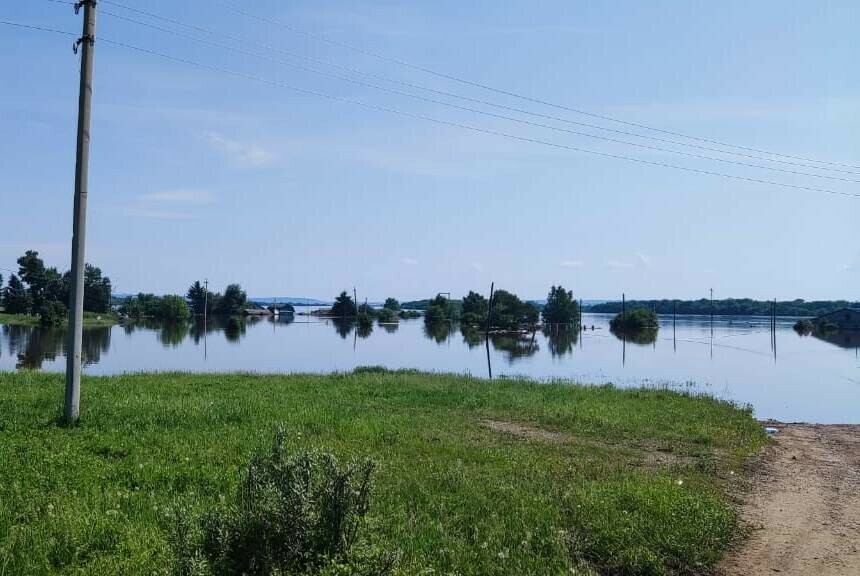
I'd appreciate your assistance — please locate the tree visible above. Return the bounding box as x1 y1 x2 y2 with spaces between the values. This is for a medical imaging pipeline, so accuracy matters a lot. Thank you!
156 295 191 322
610 308 658 331
3 275 32 314
542 285 579 324
215 284 247 316
460 291 488 326
38 301 67 327
83 264 112 313
424 294 453 324
186 281 208 315
331 291 357 317
490 290 539 330
383 297 400 311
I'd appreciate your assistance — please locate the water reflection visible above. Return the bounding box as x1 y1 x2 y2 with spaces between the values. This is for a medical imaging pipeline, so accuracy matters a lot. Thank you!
490 332 540 361
610 326 659 346
542 325 580 357
424 321 453 344
2 324 110 369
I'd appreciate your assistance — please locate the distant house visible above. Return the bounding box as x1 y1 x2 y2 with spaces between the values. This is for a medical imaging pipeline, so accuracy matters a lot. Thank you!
814 308 860 331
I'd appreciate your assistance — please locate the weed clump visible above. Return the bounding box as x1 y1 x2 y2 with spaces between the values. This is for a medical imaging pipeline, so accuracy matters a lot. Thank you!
172 428 396 576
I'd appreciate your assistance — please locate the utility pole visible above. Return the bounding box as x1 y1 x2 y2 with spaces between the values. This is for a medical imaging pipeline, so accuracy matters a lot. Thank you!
64 0 97 424
203 278 209 326
710 287 714 335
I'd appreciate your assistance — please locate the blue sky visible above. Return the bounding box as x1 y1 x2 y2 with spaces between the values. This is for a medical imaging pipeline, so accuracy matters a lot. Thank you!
1 0 858 301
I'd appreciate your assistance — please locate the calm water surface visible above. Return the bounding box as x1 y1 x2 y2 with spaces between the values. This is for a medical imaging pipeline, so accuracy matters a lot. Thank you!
1 313 858 423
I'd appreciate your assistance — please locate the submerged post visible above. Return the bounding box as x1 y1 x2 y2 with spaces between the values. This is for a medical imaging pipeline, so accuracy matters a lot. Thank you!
64 0 97 424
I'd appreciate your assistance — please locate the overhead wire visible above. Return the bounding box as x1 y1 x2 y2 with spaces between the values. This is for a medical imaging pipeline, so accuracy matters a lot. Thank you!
92 9 860 185
213 0 860 170
92 0 860 176
2 19 858 198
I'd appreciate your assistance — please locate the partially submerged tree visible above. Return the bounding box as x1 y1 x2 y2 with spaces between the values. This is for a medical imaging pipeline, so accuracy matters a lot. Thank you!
460 291 488 326
331 291 357 318
542 285 579 324
489 290 539 331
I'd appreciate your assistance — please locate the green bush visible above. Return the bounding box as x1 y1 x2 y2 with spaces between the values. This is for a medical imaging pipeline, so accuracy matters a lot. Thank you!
173 428 395 576
38 300 67 326
376 308 397 323
610 308 658 331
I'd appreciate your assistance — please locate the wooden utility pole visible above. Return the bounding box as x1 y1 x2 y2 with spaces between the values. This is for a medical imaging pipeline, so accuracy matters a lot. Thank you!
64 0 97 424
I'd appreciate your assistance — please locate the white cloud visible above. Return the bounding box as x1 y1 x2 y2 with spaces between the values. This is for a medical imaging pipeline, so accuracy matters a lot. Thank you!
126 208 194 221
560 259 583 269
637 253 652 267
203 131 275 166
605 260 633 270
401 257 418 266
140 189 213 204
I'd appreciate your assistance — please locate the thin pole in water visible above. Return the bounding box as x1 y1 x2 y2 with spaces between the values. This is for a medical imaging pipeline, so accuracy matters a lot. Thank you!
485 282 495 379
64 0 98 425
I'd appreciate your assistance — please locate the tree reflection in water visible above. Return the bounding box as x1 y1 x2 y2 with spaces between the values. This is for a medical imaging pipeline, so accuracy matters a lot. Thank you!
423 321 453 344
542 325 579 357
490 332 539 361
330 318 354 339
610 325 659 346
1 324 110 369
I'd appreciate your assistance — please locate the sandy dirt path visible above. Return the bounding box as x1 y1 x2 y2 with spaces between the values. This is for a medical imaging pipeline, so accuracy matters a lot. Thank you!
718 423 860 576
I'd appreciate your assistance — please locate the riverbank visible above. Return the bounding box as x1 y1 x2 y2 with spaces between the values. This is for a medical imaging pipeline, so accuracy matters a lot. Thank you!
0 370 765 575
718 423 860 576
0 311 119 327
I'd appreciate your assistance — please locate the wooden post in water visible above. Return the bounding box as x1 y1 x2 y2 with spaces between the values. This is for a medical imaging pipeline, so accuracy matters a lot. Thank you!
622 293 626 318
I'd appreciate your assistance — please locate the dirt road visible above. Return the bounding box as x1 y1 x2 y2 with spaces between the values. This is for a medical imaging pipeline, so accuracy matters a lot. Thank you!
719 423 860 576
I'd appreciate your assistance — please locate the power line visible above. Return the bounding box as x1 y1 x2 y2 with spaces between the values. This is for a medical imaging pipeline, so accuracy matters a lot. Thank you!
92 9 860 184
0 20 76 37
90 0 860 176
216 0 860 171
3 20 857 198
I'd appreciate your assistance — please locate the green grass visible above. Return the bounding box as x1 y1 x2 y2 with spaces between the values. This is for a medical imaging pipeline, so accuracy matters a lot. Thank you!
0 312 118 327
0 370 765 575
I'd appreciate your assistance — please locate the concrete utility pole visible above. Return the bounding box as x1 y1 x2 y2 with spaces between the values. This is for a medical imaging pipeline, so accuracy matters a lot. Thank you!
64 0 97 424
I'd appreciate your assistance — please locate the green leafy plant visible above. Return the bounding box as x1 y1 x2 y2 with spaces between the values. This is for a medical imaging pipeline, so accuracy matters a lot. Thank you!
173 428 395 576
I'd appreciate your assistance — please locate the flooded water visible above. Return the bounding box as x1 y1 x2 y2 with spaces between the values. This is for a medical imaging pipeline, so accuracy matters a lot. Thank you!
1 313 858 423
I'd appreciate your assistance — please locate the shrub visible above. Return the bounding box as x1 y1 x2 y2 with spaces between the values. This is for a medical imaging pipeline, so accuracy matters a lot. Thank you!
38 300 67 326
376 308 397 323
173 428 395 576
610 308 658 331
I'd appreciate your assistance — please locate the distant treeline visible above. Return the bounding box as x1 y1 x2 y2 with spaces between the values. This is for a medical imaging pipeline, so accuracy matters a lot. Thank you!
584 299 857 317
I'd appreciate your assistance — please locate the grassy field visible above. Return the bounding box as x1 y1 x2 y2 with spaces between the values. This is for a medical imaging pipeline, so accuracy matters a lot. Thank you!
0 370 765 575
0 312 118 327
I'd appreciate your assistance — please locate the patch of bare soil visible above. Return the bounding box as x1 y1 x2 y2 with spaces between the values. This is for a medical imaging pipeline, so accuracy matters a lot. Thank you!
718 423 860 576
479 419 695 466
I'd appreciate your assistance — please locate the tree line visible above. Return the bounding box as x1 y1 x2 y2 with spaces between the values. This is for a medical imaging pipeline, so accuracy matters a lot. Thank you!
585 298 856 317
422 285 579 331
0 250 111 325
119 281 249 321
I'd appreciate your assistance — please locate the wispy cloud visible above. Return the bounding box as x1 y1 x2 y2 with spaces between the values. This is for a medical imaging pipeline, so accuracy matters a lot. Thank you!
401 257 418 266
560 259 584 269
126 208 194 221
637 253 652 267
203 131 275 166
470 262 484 273
140 188 213 204
127 188 213 220
605 260 633 270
